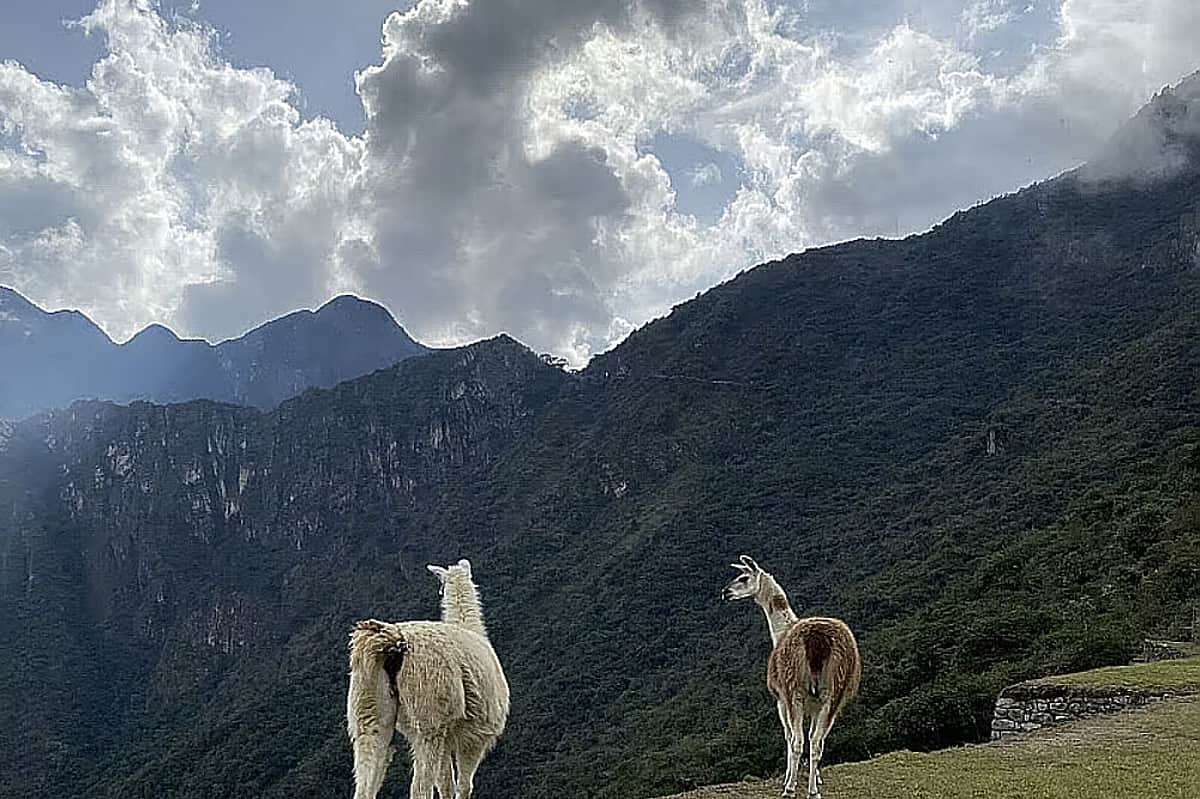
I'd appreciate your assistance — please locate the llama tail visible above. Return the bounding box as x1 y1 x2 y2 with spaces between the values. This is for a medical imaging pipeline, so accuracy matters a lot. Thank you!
348 620 407 741
349 619 408 691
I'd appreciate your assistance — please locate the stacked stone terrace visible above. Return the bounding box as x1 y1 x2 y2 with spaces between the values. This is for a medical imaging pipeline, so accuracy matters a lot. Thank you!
991 685 1175 740
990 653 1200 741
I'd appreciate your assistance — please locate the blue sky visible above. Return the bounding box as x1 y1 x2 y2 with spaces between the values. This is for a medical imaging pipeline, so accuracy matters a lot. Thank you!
1 1 405 129
1 0 1198 363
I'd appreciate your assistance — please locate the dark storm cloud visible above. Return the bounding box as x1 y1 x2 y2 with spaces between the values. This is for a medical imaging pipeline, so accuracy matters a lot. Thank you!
350 0 694 352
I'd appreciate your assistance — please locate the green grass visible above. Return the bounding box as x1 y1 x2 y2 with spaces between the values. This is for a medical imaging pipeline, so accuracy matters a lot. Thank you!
1025 656 1200 693
659 696 1200 799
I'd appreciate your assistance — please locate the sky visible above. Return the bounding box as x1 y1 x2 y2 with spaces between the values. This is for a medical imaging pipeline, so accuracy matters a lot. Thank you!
1 0 1198 364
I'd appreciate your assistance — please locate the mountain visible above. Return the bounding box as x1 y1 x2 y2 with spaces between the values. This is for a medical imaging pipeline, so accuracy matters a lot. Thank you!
0 291 428 418
0 286 120 420
213 294 432 409
2 82 1200 799
1088 71 1200 181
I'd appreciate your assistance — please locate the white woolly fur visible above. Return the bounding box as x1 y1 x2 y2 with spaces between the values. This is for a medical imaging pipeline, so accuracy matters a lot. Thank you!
347 559 509 799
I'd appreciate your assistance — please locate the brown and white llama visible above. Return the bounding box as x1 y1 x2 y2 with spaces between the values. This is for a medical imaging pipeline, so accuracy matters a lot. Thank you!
723 555 860 799
347 559 509 799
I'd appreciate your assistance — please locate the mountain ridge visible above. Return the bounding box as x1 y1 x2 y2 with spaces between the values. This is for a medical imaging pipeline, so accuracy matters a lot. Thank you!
0 289 429 418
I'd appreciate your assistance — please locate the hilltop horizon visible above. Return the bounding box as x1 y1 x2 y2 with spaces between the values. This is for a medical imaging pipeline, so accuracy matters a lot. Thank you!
0 285 415 349
0 284 429 417
5 0 1199 364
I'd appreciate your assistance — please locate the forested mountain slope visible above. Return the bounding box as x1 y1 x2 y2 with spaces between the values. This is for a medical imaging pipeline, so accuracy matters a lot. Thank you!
1 83 1199 798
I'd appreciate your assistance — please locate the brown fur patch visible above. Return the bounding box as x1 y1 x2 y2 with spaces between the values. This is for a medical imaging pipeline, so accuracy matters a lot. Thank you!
769 594 790 614
766 617 861 715
804 625 834 679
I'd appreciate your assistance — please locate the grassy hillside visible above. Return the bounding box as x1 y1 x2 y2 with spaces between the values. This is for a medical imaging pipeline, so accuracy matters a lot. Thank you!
660 659 1200 799
661 699 1200 799
1024 655 1200 693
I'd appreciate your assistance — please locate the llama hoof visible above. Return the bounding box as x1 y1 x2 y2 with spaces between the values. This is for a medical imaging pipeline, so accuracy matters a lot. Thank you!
807 791 822 799
781 786 796 798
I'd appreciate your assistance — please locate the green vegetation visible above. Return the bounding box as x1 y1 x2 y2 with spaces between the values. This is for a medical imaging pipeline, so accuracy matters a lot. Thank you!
661 697 1200 799
2 95 1200 799
1026 656 1200 693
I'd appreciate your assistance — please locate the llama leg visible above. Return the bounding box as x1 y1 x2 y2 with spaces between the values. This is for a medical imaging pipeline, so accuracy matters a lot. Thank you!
430 738 456 799
352 733 395 799
349 680 397 799
410 744 436 799
811 709 836 790
455 739 489 799
410 762 434 799
776 699 794 790
783 705 805 797
806 705 831 799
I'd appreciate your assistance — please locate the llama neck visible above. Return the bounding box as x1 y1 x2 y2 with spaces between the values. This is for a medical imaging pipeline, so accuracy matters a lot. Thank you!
441 576 487 637
754 574 797 645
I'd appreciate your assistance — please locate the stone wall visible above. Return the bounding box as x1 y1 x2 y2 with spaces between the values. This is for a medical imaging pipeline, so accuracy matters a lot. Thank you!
990 684 1177 741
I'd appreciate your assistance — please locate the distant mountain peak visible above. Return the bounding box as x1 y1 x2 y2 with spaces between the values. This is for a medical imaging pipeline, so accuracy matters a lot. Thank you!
0 290 429 417
317 293 388 313
480 332 532 352
127 323 182 344
0 287 107 332
1167 68 1200 100
312 293 406 329
0 286 39 318
1087 71 1200 182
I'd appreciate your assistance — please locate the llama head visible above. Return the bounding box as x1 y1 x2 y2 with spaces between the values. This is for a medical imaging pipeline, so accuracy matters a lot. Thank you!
427 559 474 594
722 555 765 601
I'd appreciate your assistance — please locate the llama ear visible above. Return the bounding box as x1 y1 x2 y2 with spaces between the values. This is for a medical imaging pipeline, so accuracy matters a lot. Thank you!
730 562 751 572
739 555 762 572
456 558 472 577
426 564 449 580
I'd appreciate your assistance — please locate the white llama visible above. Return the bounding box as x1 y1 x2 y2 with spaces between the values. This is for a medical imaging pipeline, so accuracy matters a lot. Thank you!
723 555 860 799
347 559 510 799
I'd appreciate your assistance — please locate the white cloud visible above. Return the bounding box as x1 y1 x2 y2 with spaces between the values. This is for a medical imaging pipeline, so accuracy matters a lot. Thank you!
1 0 1199 365
0 0 363 339
797 25 994 153
689 162 723 187
960 0 1023 42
